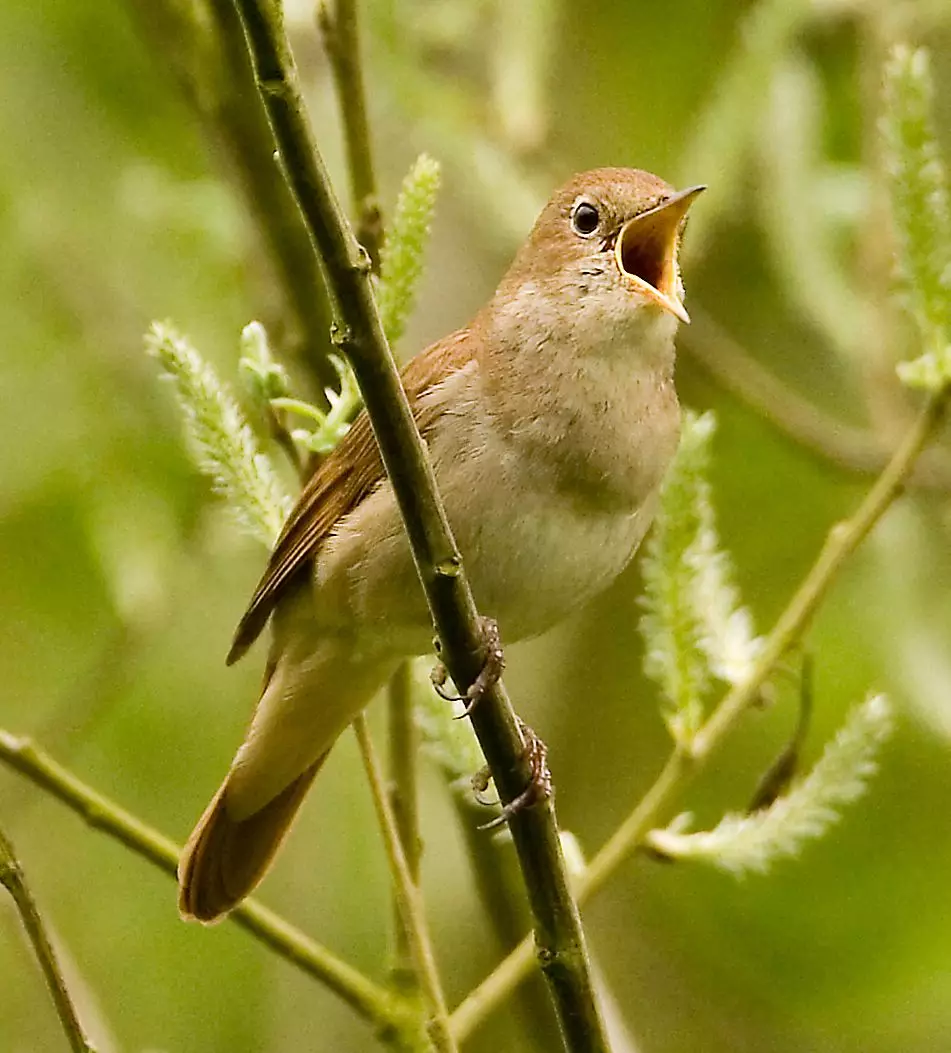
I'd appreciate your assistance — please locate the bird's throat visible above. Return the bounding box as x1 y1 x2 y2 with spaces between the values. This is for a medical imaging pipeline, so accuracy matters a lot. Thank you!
478 298 681 511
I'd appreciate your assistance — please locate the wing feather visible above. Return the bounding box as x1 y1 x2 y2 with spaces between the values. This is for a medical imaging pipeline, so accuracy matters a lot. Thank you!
227 328 474 664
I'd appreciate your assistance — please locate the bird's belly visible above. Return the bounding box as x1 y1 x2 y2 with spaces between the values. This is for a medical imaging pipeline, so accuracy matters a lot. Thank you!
313 370 668 653
313 460 653 656
457 485 650 641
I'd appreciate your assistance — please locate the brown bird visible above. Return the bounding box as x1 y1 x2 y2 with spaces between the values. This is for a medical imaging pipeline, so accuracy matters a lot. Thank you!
178 167 704 922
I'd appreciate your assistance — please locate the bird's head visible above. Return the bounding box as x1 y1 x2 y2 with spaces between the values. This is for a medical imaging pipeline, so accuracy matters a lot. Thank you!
491 168 704 347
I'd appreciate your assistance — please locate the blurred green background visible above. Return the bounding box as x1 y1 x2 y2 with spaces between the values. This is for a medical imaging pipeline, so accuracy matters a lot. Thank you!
2 1 951 1050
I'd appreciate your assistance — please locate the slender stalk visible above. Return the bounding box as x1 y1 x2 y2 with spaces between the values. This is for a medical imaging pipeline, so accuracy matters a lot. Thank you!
317 0 427 1004
450 389 949 1041
687 391 946 762
229 2 610 1049
388 662 423 995
317 0 383 268
315 4 426 1006
0 823 97 1053
267 403 308 479
354 717 454 1053
452 793 561 1046
0 730 412 1037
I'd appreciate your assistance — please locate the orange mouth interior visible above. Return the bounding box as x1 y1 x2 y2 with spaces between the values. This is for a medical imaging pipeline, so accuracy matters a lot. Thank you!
614 186 704 324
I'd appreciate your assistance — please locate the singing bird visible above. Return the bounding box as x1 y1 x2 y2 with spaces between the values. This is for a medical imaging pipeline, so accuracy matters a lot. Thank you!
179 167 703 921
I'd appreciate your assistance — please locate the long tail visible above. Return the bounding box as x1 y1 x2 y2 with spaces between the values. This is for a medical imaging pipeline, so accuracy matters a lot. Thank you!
178 634 396 923
178 755 326 922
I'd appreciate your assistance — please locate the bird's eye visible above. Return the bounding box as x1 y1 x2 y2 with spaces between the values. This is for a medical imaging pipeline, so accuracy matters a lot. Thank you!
571 202 600 236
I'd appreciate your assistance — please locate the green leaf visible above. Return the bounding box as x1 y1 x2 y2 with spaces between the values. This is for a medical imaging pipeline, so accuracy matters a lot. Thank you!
376 154 441 346
273 352 362 455
239 320 291 403
647 694 893 875
640 411 759 744
146 321 291 547
882 45 951 391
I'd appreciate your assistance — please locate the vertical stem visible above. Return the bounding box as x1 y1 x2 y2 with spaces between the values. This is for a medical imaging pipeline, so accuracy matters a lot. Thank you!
388 661 422 995
453 792 561 1046
317 0 383 267
0 824 97 1053
229 3 611 1048
354 717 457 1053
316 0 429 1009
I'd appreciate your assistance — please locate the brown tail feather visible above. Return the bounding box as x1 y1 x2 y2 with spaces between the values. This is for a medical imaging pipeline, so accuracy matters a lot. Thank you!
178 755 327 923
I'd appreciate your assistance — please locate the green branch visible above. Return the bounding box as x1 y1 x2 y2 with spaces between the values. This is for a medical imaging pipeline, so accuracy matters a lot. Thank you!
317 0 383 268
387 662 423 997
680 307 951 491
228 2 610 1049
354 717 453 1052
0 730 414 1039
0 822 97 1053
314 1 431 1016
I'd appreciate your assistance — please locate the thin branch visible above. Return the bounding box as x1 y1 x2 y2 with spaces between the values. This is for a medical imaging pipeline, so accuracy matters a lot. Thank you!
453 793 561 1046
0 822 97 1053
0 730 413 1038
316 0 428 1009
229 3 610 1049
317 0 383 268
450 389 949 1041
266 403 308 479
314 4 427 1008
387 662 423 996
354 717 453 1052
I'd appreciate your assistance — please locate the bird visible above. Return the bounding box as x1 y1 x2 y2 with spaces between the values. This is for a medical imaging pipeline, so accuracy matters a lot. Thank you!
178 167 704 922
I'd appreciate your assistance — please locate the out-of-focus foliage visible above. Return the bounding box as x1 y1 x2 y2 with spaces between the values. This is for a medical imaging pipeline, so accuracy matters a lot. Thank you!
640 412 760 743
376 153 442 347
649 694 894 876
3 2 951 1052
882 46 951 391
148 321 291 545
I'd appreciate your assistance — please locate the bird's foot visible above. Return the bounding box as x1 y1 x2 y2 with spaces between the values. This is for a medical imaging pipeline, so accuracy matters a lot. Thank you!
477 720 552 831
429 617 505 717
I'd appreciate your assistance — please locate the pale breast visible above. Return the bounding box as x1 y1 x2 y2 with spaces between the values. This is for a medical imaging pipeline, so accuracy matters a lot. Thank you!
312 344 680 651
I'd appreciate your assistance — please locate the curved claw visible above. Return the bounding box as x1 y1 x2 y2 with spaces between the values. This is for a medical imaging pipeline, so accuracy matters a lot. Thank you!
429 616 506 717
477 720 552 831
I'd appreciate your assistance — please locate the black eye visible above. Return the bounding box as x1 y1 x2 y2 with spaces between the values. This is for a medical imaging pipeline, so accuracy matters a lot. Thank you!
571 202 600 236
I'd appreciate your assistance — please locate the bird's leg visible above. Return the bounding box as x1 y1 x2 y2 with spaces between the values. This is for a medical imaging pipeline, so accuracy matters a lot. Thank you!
477 719 553 831
429 617 505 717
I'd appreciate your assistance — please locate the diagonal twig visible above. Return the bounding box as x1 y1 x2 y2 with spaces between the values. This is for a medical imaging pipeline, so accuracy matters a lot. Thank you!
0 821 97 1053
682 305 951 490
0 730 414 1039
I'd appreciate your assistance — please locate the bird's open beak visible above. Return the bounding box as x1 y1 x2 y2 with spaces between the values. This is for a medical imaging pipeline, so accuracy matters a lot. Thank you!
614 185 705 324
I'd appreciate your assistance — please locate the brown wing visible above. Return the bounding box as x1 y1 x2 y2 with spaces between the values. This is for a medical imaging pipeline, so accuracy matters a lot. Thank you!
226 327 474 665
